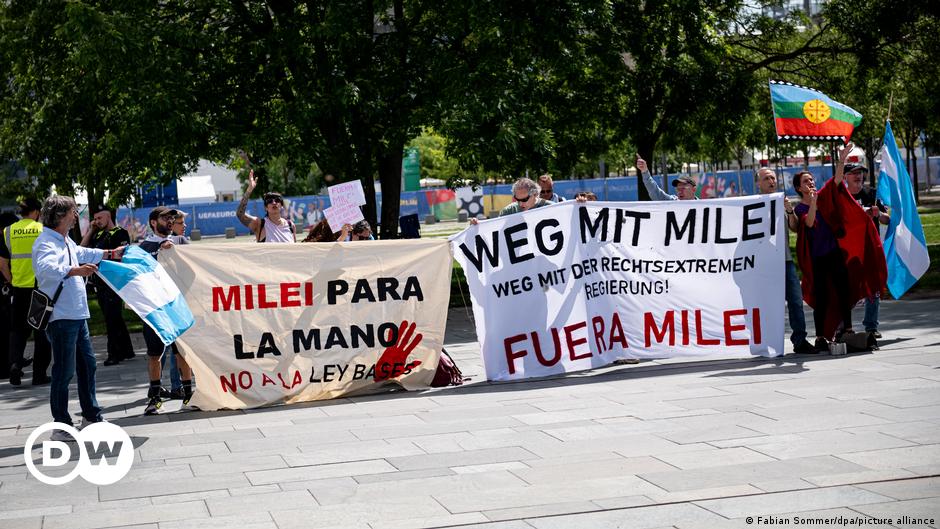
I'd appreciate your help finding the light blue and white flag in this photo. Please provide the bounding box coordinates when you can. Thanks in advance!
[96,245,194,345]
[877,121,930,299]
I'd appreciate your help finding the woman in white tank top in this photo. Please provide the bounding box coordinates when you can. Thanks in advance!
[235,170,296,243]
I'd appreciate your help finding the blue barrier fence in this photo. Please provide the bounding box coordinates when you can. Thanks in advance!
[116,167,835,239]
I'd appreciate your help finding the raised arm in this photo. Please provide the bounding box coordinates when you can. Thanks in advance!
[637,156,676,201]
[804,190,818,228]
[833,142,853,186]
[236,169,260,231]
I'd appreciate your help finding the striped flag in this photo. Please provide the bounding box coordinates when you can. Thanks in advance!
[769,80,863,143]
[877,121,930,298]
[96,245,194,345]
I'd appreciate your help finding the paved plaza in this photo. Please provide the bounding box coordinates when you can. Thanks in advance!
[0,299,938,529]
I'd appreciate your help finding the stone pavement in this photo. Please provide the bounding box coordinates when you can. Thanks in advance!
[0,299,938,529]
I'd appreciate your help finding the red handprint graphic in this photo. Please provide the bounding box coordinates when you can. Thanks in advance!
[374,320,424,382]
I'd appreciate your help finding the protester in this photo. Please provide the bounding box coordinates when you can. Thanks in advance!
[81,205,135,366]
[139,206,194,414]
[1,198,52,386]
[638,156,697,200]
[303,219,350,242]
[845,163,890,338]
[169,209,190,246]
[33,195,124,440]
[0,211,15,381]
[349,220,374,241]
[757,168,815,355]
[574,191,598,202]
[538,174,565,202]
[236,170,296,243]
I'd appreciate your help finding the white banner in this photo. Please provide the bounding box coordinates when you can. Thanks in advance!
[160,240,452,410]
[450,196,786,381]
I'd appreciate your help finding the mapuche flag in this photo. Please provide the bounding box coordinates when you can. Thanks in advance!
[769,80,862,143]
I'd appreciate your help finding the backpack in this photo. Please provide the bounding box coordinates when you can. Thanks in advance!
[430,349,463,387]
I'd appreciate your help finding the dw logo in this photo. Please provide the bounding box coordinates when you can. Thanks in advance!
[23,422,134,485]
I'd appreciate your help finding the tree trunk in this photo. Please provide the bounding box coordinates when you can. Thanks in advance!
[377,145,403,239]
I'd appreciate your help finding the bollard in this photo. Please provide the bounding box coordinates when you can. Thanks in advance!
[424,215,437,225]
[224,227,236,239]
[189,229,201,241]
[457,211,468,222]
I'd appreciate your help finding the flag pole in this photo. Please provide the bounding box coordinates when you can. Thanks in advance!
[886,92,894,124]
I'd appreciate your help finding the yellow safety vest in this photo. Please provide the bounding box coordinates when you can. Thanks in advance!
[4,218,44,288]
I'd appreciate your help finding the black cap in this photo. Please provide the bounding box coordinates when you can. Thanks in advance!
[844,163,868,174]
[671,175,697,187]
[17,197,42,216]
[148,206,172,223]
[91,204,112,216]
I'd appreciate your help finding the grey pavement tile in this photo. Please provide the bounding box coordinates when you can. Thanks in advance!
[229,484,282,496]
[440,522,535,529]
[639,455,869,492]
[269,497,451,529]
[645,484,764,504]
[416,404,546,423]
[590,495,656,509]
[369,513,490,529]
[837,444,940,470]
[110,463,194,483]
[804,468,917,487]
[510,455,675,485]
[308,470,527,506]
[350,416,526,441]
[857,404,940,423]
[206,489,316,516]
[483,500,602,522]
[99,471,252,501]
[386,446,539,471]
[246,459,398,485]
[352,467,455,484]
[510,405,646,426]
[190,454,288,476]
[261,414,426,435]
[159,488,231,504]
[289,439,425,465]
[653,447,776,469]
[225,431,358,453]
[71,498,152,512]
[453,461,530,474]
[658,424,767,444]
[525,502,730,529]
[750,478,815,492]
[159,512,276,529]
[695,485,893,518]
[174,428,264,446]
[433,475,666,513]
[845,421,940,445]
[851,498,940,526]
[0,504,71,520]
[137,441,230,461]
[869,388,940,408]
[42,500,208,529]
[0,516,42,529]
[745,430,916,460]
[857,476,940,500]
[742,412,892,435]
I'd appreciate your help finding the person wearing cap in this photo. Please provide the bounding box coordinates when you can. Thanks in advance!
[844,163,890,338]
[138,206,195,414]
[756,168,816,355]
[0,198,52,386]
[636,156,697,201]
[235,169,296,243]
[81,205,134,366]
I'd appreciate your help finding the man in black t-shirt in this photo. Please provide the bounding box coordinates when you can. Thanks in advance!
[139,207,194,414]
[81,206,134,365]
[845,164,890,337]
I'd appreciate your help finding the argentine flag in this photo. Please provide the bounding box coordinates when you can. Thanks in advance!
[877,121,931,298]
[96,245,194,345]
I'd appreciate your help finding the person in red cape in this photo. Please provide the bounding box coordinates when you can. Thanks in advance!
[790,143,887,352]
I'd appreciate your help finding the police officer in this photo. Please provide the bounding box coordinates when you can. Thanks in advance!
[81,205,134,365]
[0,198,51,386]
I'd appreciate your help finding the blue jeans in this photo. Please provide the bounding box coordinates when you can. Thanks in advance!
[863,295,880,332]
[161,344,182,391]
[785,261,808,345]
[46,319,101,424]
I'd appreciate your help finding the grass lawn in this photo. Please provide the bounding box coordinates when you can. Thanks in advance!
[87,295,144,336]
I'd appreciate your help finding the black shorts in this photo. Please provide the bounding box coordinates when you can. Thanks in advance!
[142,324,170,358]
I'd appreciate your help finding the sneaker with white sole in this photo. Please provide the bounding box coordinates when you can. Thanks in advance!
[80,417,105,429]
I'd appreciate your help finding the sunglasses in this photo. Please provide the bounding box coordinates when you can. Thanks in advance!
[264,199,283,206]
[513,194,532,202]
[539,188,553,195]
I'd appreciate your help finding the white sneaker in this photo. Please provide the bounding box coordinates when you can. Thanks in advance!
[50,429,76,442]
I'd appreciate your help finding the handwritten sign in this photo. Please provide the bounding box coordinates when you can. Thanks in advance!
[328,181,367,207]
[324,204,365,233]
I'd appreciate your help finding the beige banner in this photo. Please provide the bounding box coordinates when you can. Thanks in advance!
[160,240,452,410]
